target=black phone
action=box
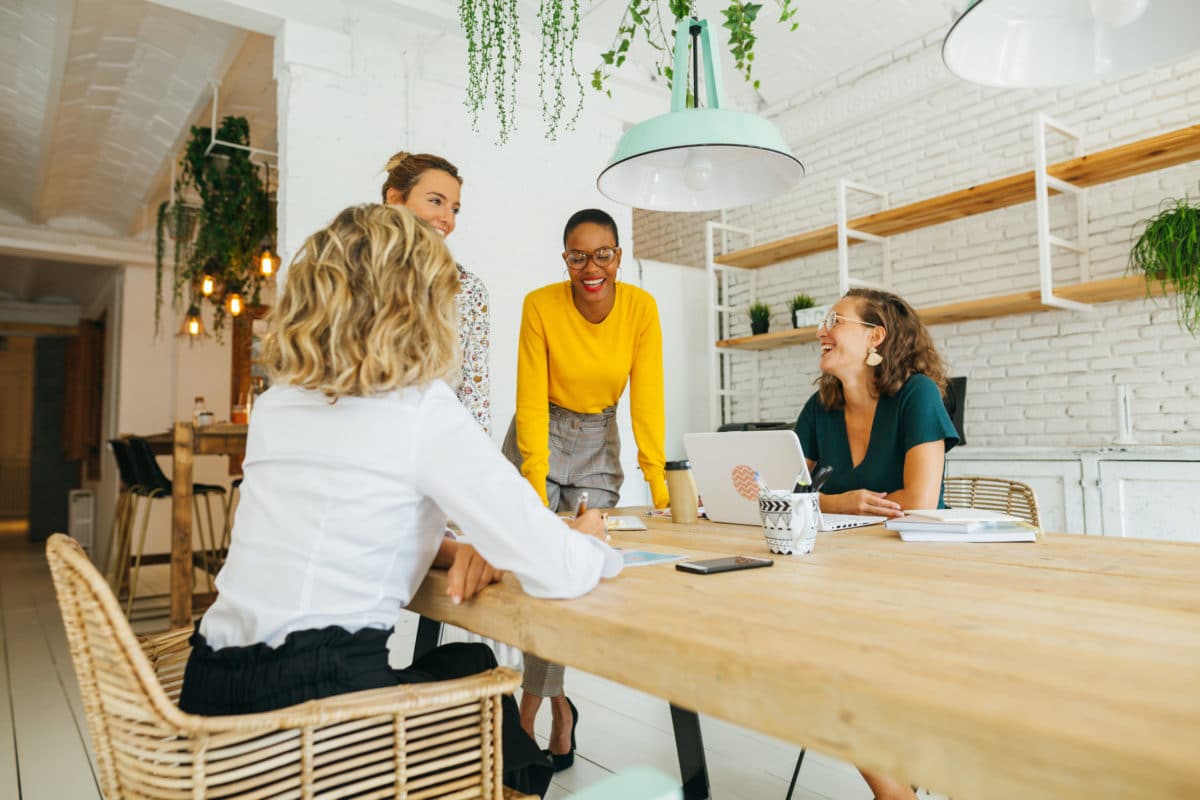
[675,555,774,574]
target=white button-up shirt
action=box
[200,381,622,650]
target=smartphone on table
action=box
[675,555,774,574]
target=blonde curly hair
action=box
[261,204,461,399]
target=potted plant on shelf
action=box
[749,302,771,336]
[790,294,817,328]
[1129,195,1200,334]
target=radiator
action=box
[68,489,95,555]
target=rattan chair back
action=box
[943,476,1042,527]
[46,533,521,799]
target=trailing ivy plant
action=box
[459,0,800,141]
[461,0,522,143]
[1128,195,1200,334]
[592,0,799,98]
[154,116,272,340]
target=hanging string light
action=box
[176,304,206,339]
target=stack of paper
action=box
[885,509,1039,543]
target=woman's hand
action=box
[567,508,609,541]
[446,543,504,605]
[823,490,903,518]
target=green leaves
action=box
[1129,195,1200,335]
[459,0,802,141]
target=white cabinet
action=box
[945,458,1085,533]
[1098,460,1200,541]
[947,448,1200,542]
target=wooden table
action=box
[407,514,1200,800]
[146,422,247,628]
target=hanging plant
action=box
[1128,195,1200,335]
[154,116,273,340]
[459,0,800,142]
[461,0,522,144]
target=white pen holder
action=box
[758,491,820,555]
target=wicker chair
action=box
[943,475,1042,527]
[46,534,531,800]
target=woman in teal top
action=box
[793,288,957,799]
[794,288,958,518]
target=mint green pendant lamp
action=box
[597,18,804,212]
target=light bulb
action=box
[201,274,216,296]
[683,150,713,191]
[260,251,274,276]
[227,293,244,317]
[1090,0,1149,27]
[187,317,201,336]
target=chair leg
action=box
[112,493,140,598]
[193,495,215,592]
[104,490,131,587]
[125,492,158,618]
[785,749,806,800]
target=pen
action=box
[575,492,589,518]
[753,471,772,496]
[809,465,833,494]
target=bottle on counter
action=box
[664,460,699,524]
[193,396,207,428]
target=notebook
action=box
[885,508,1039,542]
[682,430,884,531]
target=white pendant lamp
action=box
[943,0,1200,88]
[597,18,804,212]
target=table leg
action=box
[170,422,194,628]
[670,704,711,800]
[413,615,442,662]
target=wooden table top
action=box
[408,513,1200,800]
[144,423,247,456]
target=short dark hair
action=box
[563,208,619,247]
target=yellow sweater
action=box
[515,282,669,508]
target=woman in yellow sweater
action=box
[502,208,668,770]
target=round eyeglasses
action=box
[564,246,618,270]
[817,310,878,333]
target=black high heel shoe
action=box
[546,697,578,772]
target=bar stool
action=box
[123,436,228,616]
[104,438,146,596]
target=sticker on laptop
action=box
[731,464,760,501]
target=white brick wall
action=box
[638,35,1200,447]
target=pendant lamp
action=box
[943,0,1200,88]
[597,18,804,212]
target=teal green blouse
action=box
[793,374,960,507]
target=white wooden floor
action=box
[0,521,941,800]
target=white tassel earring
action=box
[865,347,883,367]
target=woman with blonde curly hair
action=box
[179,204,617,798]
[793,288,958,800]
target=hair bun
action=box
[384,152,411,173]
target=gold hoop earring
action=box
[865,347,883,367]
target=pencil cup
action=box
[758,492,819,555]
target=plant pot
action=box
[793,305,829,328]
[750,321,770,336]
[166,203,200,242]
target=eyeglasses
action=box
[564,246,618,270]
[817,310,878,333]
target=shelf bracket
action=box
[836,179,892,295]
[205,80,279,163]
[706,221,759,430]
[1034,112,1093,313]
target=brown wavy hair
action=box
[817,288,947,410]
[262,204,461,399]
[380,152,462,202]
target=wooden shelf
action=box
[715,125,1200,269]
[716,274,1170,351]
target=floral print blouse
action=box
[455,265,492,434]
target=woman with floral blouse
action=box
[382,152,491,432]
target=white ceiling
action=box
[0,0,961,306]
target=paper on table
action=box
[618,549,687,567]
[607,515,648,531]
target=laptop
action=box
[682,430,885,531]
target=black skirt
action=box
[179,626,553,797]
